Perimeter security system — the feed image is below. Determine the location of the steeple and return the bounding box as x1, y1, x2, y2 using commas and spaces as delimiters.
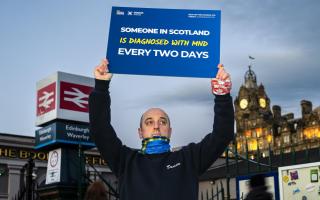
244, 65, 257, 89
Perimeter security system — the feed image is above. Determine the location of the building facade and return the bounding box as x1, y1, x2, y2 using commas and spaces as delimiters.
0, 133, 116, 200
233, 65, 320, 157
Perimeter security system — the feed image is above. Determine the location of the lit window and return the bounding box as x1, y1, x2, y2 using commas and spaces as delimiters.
249, 140, 257, 151
256, 128, 262, 137
284, 135, 290, 143
245, 130, 251, 138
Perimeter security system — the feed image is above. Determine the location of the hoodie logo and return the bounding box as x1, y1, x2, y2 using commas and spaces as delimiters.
166, 162, 181, 170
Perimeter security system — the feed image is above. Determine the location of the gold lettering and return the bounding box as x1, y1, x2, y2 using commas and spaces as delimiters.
37, 152, 47, 160
20, 150, 30, 159
85, 156, 90, 164
30, 152, 37, 159
84, 155, 106, 166
92, 157, 99, 165
0, 148, 8, 157
9, 149, 17, 158
0, 147, 48, 161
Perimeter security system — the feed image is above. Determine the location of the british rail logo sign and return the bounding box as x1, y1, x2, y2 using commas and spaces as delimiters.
60, 82, 92, 113
35, 72, 94, 126
37, 82, 56, 116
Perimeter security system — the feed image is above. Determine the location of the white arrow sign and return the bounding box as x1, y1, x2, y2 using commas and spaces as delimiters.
39, 91, 54, 109
63, 87, 89, 108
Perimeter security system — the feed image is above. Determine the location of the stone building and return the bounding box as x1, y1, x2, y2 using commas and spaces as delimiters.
233, 65, 320, 157
0, 133, 116, 200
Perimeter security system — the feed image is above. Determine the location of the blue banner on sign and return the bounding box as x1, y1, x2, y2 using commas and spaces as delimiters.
35, 122, 95, 150
107, 7, 221, 78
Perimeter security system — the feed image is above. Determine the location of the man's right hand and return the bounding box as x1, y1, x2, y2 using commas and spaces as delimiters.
94, 58, 113, 81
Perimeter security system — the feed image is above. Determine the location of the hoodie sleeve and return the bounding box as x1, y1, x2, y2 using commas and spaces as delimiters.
186, 94, 234, 175
89, 79, 125, 176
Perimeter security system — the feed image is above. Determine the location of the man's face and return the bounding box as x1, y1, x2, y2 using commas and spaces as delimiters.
138, 108, 172, 139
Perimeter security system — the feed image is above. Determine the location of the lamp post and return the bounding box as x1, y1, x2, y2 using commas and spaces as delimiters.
267, 134, 272, 171
245, 139, 249, 174
257, 139, 260, 172
234, 139, 239, 174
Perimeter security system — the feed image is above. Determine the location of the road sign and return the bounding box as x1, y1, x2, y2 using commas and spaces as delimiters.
37, 82, 56, 116
36, 72, 94, 126
35, 121, 95, 149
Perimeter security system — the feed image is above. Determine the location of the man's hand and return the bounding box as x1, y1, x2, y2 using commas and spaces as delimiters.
211, 64, 232, 95
94, 58, 113, 81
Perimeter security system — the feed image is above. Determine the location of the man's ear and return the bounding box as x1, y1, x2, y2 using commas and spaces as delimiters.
167, 127, 172, 139
138, 128, 143, 139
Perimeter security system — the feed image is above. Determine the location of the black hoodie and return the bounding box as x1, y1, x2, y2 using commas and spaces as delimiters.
89, 79, 234, 200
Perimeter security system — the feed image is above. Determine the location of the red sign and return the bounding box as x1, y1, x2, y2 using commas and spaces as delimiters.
37, 82, 56, 116
60, 82, 93, 113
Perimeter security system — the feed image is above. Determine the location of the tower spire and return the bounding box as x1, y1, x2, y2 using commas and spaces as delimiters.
244, 56, 257, 88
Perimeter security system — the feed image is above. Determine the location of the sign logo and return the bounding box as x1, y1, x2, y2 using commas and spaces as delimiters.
60, 82, 93, 113
50, 150, 59, 167
37, 82, 56, 116
116, 10, 124, 15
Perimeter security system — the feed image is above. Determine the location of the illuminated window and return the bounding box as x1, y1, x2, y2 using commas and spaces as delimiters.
276, 138, 281, 147
237, 142, 241, 150
249, 140, 258, 151
252, 130, 256, 137
256, 128, 262, 137
267, 135, 273, 144
303, 127, 320, 139
245, 130, 251, 138
284, 135, 290, 144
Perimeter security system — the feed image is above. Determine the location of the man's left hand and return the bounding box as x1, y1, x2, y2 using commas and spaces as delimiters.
211, 64, 232, 95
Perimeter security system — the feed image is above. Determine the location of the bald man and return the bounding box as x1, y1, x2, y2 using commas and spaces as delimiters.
89, 59, 234, 200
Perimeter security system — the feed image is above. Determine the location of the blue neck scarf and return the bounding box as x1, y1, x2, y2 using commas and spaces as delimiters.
141, 136, 171, 154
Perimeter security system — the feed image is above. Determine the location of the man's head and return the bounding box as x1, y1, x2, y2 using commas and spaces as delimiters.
138, 108, 172, 139
249, 174, 266, 189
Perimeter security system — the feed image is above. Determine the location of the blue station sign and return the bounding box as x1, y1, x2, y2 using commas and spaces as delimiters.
35, 121, 95, 149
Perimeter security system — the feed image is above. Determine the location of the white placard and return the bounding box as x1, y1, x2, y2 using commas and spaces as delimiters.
239, 176, 276, 199
45, 148, 62, 184
279, 162, 320, 200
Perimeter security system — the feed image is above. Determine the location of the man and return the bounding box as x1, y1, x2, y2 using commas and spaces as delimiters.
89, 59, 234, 200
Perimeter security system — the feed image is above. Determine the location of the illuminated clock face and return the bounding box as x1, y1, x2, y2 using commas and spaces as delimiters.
240, 99, 248, 109
259, 98, 267, 108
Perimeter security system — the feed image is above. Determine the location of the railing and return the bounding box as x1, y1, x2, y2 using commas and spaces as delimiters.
85, 162, 119, 200
12, 158, 39, 200
200, 181, 224, 200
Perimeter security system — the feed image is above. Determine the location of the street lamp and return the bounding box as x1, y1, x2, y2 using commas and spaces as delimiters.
267, 134, 273, 171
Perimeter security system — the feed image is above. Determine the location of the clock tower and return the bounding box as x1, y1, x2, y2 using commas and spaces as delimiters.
234, 65, 273, 155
